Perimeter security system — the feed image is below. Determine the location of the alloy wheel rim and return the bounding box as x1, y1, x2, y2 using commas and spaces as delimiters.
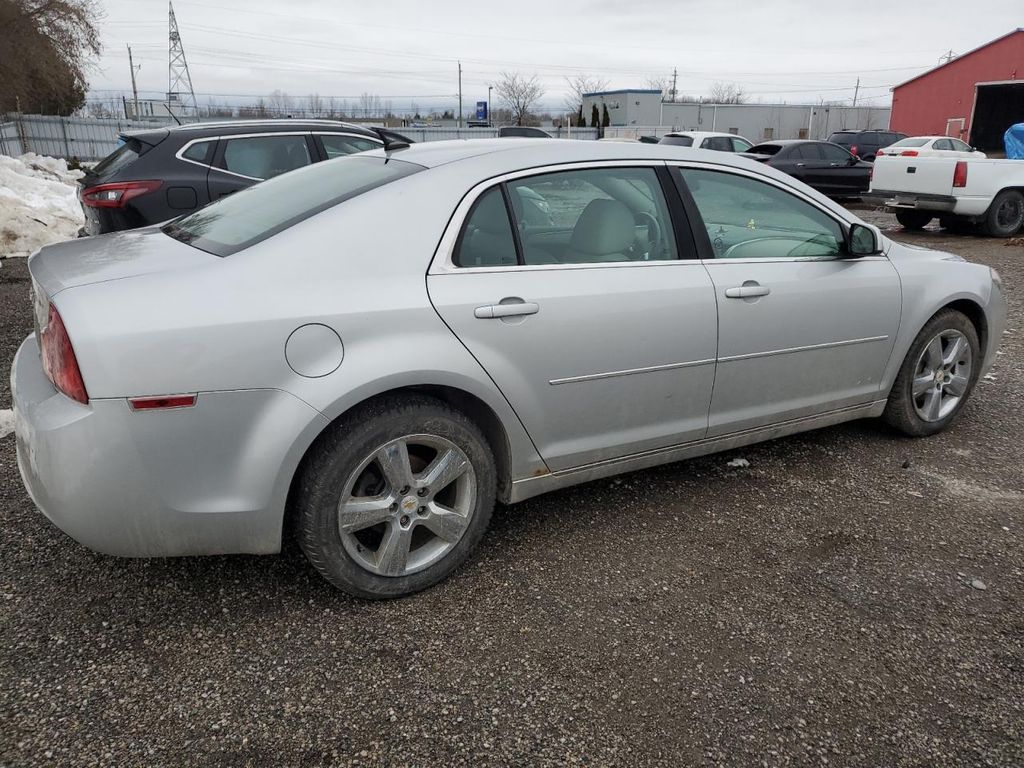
338, 434, 476, 577
997, 198, 1023, 229
912, 329, 972, 423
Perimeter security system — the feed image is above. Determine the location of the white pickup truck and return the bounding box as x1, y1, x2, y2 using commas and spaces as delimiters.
869, 155, 1024, 237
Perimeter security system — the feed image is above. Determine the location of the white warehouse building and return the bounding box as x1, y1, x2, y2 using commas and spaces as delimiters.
582, 89, 892, 142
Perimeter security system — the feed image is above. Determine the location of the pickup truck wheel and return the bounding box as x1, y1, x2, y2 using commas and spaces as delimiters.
983, 190, 1024, 237
883, 309, 980, 437
895, 209, 933, 230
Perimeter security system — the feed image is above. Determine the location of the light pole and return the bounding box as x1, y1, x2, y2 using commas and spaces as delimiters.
487, 85, 493, 127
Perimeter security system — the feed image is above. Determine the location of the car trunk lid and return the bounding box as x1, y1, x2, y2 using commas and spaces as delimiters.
28, 227, 216, 301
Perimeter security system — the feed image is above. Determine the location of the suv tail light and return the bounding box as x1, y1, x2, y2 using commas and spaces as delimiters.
40, 304, 88, 404
953, 160, 968, 188
80, 180, 162, 208
899, 150, 919, 157
849, 144, 859, 158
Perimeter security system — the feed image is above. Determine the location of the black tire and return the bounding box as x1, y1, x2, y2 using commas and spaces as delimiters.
883, 309, 980, 437
982, 189, 1024, 237
895, 209, 933, 231
295, 395, 496, 599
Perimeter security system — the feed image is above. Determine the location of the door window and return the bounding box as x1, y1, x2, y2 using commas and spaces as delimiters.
506, 167, 679, 265
933, 138, 954, 151
701, 136, 734, 152
319, 134, 382, 158
681, 169, 845, 260
950, 138, 972, 152
791, 144, 821, 160
181, 140, 214, 164
221, 135, 311, 179
819, 143, 852, 162
731, 137, 753, 152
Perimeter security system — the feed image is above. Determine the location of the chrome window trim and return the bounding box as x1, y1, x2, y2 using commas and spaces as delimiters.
428, 160, 684, 275
174, 132, 316, 181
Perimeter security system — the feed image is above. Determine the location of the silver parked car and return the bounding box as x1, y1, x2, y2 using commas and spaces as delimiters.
12, 139, 1006, 598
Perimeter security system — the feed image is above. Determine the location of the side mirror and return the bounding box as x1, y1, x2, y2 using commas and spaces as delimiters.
848, 223, 881, 257
847, 155, 859, 165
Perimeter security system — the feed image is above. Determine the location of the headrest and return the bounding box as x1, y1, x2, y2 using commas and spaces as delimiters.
569, 199, 635, 255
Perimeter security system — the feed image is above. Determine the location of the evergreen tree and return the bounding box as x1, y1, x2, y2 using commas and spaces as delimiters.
590, 104, 600, 128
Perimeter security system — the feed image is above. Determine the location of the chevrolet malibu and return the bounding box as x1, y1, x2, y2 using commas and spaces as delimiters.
12, 139, 1006, 598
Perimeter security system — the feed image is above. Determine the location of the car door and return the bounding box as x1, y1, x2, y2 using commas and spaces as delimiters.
770, 145, 811, 184
207, 133, 316, 200
673, 165, 901, 437
790, 144, 830, 190
817, 143, 867, 194
427, 163, 719, 472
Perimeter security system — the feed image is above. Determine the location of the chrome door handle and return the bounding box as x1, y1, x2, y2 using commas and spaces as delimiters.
474, 302, 539, 319
795, 162, 806, 167
724, 285, 770, 299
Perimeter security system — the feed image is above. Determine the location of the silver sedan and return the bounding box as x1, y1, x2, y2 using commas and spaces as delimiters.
12, 139, 1006, 598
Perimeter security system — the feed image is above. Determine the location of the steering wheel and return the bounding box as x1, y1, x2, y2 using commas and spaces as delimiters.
635, 212, 662, 258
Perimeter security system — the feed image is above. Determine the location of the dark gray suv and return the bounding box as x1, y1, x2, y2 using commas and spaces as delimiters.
827, 129, 906, 162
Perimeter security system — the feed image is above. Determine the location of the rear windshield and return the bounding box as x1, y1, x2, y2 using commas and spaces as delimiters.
162, 155, 423, 257
659, 135, 694, 147
91, 140, 140, 177
891, 137, 929, 147
827, 133, 855, 145
748, 144, 782, 155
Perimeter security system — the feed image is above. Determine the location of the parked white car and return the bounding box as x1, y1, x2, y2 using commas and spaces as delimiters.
870, 155, 1024, 236
876, 136, 986, 160
659, 131, 754, 153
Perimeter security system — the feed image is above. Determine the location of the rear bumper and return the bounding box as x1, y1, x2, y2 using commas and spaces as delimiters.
12, 334, 328, 557
870, 190, 958, 212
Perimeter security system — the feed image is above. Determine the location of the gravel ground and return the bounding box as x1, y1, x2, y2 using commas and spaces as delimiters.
1, 213, 1022, 767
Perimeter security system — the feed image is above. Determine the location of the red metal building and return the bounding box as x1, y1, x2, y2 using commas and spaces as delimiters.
890, 28, 1024, 151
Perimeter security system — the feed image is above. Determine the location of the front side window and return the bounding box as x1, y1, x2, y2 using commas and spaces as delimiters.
933, 139, 954, 151
731, 137, 753, 152
681, 168, 845, 260
163, 155, 422, 257
950, 138, 972, 152
507, 167, 679, 265
221, 134, 311, 179
819, 143, 853, 162
320, 134, 382, 158
701, 136, 734, 152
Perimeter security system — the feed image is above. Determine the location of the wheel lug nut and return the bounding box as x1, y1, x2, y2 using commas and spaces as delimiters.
400, 515, 410, 527
400, 486, 410, 495
389, 502, 398, 511
417, 488, 428, 496
418, 506, 427, 516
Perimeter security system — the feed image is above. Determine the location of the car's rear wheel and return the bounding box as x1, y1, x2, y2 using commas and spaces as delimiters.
895, 209, 933, 230
296, 395, 496, 598
983, 189, 1024, 237
883, 309, 980, 437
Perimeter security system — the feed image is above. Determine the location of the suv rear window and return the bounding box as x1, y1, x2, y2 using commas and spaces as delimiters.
827, 133, 855, 145
91, 140, 140, 177
162, 155, 423, 257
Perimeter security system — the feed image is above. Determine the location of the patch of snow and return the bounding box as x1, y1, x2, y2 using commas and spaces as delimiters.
0, 153, 84, 258
727, 458, 750, 468
0, 409, 14, 440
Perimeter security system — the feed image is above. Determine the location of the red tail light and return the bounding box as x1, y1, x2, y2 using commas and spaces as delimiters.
869, 164, 874, 181
40, 304, 88, 404
900, 150, 919, 157
953, 161, 968, 188
849, 145, 859, 157
80, 180, 162, 208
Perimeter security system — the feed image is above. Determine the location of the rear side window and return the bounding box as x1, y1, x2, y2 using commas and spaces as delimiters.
827, 133, 854, 145
221, 134, 311, 180
320, 134, 382, 158
453, 187, 518, 268
91, 141, 139, 176
163, 155, 422, 257
181, 140, 213, 164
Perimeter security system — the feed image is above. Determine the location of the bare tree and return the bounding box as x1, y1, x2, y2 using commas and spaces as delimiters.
268, 89, 293, 115
563, 74, 609, 114
708, 81, 747, 104
358, 92, 383, 118
306, 92, 324, 118
0, 0, 103, 114
644, 76, 671, 98
495, 71, 545, 126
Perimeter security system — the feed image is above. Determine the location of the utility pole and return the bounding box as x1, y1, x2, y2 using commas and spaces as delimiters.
457, 61, 463, 128
127, 45, 141, 120
852, 77, 860, 107
670, 67, 678, 103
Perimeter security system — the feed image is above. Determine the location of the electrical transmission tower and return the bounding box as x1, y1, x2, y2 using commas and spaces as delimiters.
167, 1, 197, 118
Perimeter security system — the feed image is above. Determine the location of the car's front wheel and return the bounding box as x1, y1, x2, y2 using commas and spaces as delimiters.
883, 309, 980, 437
296, 395, 496, 598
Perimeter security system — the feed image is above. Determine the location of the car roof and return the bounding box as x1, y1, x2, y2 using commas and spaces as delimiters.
168, 119, 379, 137
361, 137, 792, 172
664, 131, 742, 139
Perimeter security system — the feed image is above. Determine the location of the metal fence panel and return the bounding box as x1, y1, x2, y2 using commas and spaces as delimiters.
0, 115, 600, 161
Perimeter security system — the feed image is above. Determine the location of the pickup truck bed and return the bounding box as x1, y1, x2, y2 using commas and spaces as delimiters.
868, 155, 1024, 237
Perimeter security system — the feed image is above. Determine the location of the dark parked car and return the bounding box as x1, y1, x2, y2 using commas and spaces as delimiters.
497, 126, 553, 138
79, 120, 411, 234
827, 129, 906, 161
744, 140, 872, 196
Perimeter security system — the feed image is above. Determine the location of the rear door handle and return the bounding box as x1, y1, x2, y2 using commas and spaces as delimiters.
474, 302, 539, 319
724, 285, 771, 299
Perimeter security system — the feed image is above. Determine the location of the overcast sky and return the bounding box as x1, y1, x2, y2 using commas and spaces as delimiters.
89, 0, 1021, 114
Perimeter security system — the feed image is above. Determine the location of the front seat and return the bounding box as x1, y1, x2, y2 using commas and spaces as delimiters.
561, 199, 636, 263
